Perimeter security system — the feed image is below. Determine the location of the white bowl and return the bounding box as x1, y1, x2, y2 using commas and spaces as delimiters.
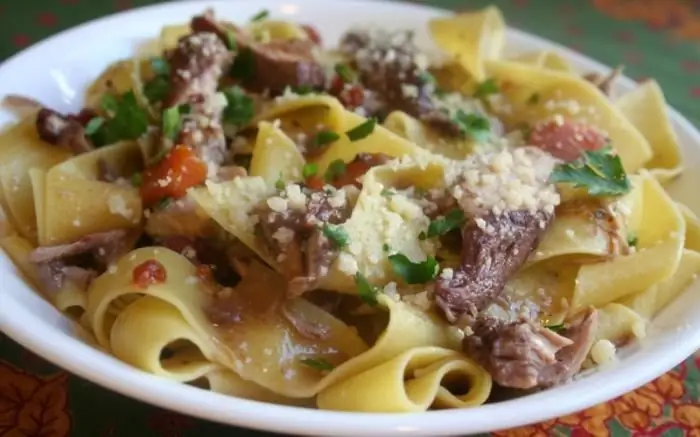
1, 1, 699, 436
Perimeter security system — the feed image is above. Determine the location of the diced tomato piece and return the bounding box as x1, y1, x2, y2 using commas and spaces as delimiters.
140, 145, 208, 207
340, 84, 365, 109
527, 119, 608, 162
329, 74, 345, 95
305, 175, 325, 190
196, 264, 214, 282
301, 24, 322, 45
132, 260, 167, 288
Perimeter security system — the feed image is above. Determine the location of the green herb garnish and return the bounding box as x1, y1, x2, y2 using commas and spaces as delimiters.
292, 85, 315, 95
345, 118, 376, 142
382, 243, 391, 252
334, 63, 356, 82
549, 146, 631, 197
545, 323, 566, 333
150, 57, 170, 76
452, 110, 491, 142
130, 172, 143, 187
474, 78, 499, 98
310, 130, 340, 149
527, 92, 541, 105
275, 174, 286, 190
161, 106, 181, 140
222, 86, 254, 127
388, 253, 439, 284
89, 91, 149, 147
155, 197, 173, 210
381, 188, 395, 197
250, 9, 270, 22
324, 159, 347, 182
84, 117, 105, 135
230, 48, 256, 81
418, 70, 435, 85
302, 163, 318, 179
300, 358, 335, 371
627, 233, 638, 248
354, 272, 379, 306
322, 224, 349, 249
143, 76, 170, 103
225, 30, 238, 51
419, 209, 465, 240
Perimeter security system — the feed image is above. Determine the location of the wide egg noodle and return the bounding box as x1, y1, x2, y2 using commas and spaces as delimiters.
570, 173, 685, 311
483, 60, 652, 174
428, 6, 506, 81
678, 203, 700, 252
42, 141, 143, 245
317, 345, 491, 412
0, 113, 71, 244
249, 120, 305, 186
245, 20, 309, 42
511, 51, 575, 73
615, 80, 683, 183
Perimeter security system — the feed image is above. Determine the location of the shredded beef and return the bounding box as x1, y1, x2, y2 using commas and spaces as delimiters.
145, 198, 215, 239
464, 309, 598, 389
36, 108, 93, 154
434, 210, 553, 323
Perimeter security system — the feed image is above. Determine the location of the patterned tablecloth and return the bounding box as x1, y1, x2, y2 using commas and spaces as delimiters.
0, 0, 699, 436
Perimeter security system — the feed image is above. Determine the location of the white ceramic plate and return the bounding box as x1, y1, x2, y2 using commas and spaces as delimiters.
1, 1, 699, 436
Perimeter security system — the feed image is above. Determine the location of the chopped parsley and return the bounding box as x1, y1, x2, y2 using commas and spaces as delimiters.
310, 130, 340, 150
143, 76, 170, 103
292, 85, 315, 95
250, 9, 270, 22
417, 70, 435, 85
322, 224, 349, 249
549, 146, 631, 197
225, 30, 238, 51
388, 253, 439, 284
302, 163, 318, 178
150, 56, 170, 76
452, 110, 491, 142
155, 197, 174, 210
130, 172, 143, 187
300, 358, 334, 371
382, 243, 391, 252
527, 92, 541, 105
354, 272, 379, 306
381, 188, 395, 197
275, 173, 286, 190
627, 233, 638, 248
334, 63, 356, 82
84, 117, 105, 136
222, 86, 254, 127
544, 323, 566, 333
419, 209, 465, 240
473, 78, 499, 98
161, 106, 182, 140
230, 47, 256, 81
88, 91, 149, 147
345, 118, 376, 142
324, 159, 347, 182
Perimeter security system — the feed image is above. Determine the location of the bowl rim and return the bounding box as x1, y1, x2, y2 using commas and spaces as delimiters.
1, 1, 700, 436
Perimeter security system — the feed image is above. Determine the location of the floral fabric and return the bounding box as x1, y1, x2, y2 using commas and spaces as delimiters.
0, 0, 699, 436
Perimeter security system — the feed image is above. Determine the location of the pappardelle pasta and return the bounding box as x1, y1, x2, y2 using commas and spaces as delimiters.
1, 5, 698, 412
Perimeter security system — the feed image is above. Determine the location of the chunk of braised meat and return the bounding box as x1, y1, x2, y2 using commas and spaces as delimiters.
154, 235, 241, 286
192, 11, 326, 95
29, 229, 140, 293
164, 31, 232, 108
583, 66, 623, 97
254, 188, 351, 297
339, 31, 458, 136
464, 308, 599, 389
36, 108, 94, 154
434, 210, 553, 323
145, 198, 215, 239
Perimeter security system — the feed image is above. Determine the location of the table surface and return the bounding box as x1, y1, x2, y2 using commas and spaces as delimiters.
1, 0, 699, 436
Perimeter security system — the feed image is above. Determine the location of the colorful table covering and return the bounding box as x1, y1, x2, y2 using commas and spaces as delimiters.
1, 1, 699, 436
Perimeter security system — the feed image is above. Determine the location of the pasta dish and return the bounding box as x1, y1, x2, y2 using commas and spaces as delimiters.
1, 5, 699, 412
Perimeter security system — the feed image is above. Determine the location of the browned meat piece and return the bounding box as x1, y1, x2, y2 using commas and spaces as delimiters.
434, 210, 553, 323
339, 31, 458, 136
464, 309, 598, 389
29, 229, 133, 265
36, 108, 93, 154
419, 187, 459, 219
154, 235, 241, 286
165, 32, 232, 108
35, 261, 96, 294
190, 9, 236, 45
254, 189, 351, 297
584, 66, 623, 97
145, 198, 214, 239
97, 158, 121, 183
281, 304, 331, 340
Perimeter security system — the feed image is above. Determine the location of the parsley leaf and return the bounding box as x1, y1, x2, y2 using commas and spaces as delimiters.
420, 209, 465, 240
418, 70, 435, 85
310, 130, 340, 150
292, 85, 315, 95
222, 86, 254, 127
275, 173, 286, 190
549, 146, 631, 197
345, 118, 376, 141
324, 159, 346, 182
230, 48, 256, 81
300, 358, 334, 371
84, 117, 105, 136
527, 92, 540, 105
155, 197, 174, 210
161, 106, 181, 140
89, 91, 149, 147
474, 78, 499, 98
627, 233, 638, 248
143, 76, 170, 103
322, 224, 349, 249
388, 253, 439, 284
381, 188, 395, 197
225, 30, 237, 51
302, 163, 318, 178
334, 63, 356, 82
382, 243, 391, 252
150, 56, 170, 76
130, 172, 143, 187
250, 9, 270, 22
545, 323, 566, 333
452, 110, 491, 142
354, 272, 379, 306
